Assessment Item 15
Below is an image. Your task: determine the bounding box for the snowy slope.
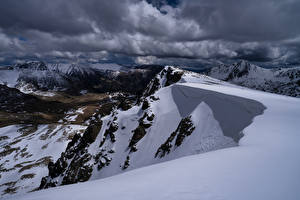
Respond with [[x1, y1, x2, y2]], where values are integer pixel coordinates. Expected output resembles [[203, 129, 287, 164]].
[[35, 67, 262, 190], [207, 60, 300, 97], [0, 124, 86, 196], [5, 66, 300, 200]]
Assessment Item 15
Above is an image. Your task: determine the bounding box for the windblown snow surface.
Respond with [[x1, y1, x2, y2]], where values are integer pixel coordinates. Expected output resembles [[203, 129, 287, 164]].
[[5, 70, 300, 200]]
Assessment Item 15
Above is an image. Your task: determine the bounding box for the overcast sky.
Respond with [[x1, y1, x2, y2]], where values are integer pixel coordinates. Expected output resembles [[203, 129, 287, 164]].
[[0, 0, 300, 68]]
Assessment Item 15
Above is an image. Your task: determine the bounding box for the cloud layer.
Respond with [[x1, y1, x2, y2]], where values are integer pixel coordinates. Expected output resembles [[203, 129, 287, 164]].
[[0, 0, 300, 67]]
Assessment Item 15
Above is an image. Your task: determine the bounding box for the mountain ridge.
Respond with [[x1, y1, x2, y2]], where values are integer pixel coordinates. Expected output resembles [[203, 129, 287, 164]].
[[1, 63, 300, 198], [38, 66, 265, 189], [207, 60, 300, 97], [3, 65, 300, 200], [0, 61, 163, 95]]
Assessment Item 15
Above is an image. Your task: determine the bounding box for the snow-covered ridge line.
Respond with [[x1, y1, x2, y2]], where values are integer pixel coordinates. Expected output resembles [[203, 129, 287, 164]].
[[36, 66, 265, 193], [5, 65, 300, 200]]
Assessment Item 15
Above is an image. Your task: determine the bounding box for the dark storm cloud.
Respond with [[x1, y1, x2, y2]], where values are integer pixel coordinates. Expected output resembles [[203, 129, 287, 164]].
[[179, 0, 300, 42], [0, 0, 93, 36], [0, 0, 299, 67]]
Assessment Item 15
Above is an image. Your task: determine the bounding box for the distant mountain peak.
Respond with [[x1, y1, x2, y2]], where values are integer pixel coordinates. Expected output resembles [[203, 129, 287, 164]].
[[208, 61, 300, 97], [13, 61, 48, 71], [65, 64, 91, 76]]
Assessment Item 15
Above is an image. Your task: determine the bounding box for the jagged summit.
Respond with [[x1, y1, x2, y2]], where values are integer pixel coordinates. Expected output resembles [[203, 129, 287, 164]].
[[143, 66, 184, 97], [65, 64, 95, 76]]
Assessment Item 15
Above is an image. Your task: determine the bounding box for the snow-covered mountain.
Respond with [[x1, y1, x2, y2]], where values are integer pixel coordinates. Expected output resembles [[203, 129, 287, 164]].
[[36, 67, 265, 189], [3, 66, 300, 200], [0, 61, 163, 95], [13, 61, 48, 71], [207, 60, 300, 97]]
